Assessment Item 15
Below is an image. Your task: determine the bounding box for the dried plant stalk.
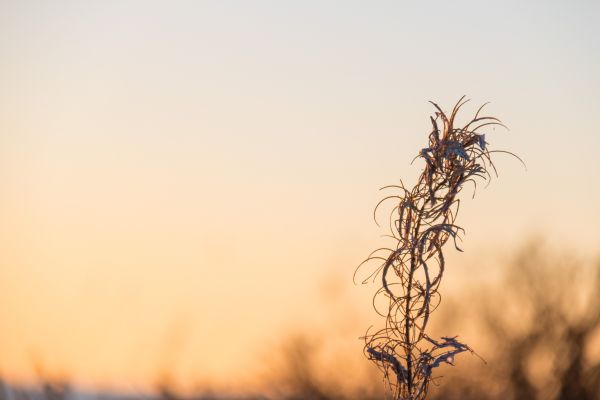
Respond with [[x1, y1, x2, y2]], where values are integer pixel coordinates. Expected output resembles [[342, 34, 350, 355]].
[[355, 97, 521, 399]]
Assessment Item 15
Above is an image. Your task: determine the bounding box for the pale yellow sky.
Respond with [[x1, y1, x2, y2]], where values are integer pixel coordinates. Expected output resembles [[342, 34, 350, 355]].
[[0, 0, 599, 391]]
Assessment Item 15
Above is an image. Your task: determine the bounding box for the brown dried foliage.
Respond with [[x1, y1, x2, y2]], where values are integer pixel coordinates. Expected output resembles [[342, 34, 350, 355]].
[[355, 97, 521, 399]]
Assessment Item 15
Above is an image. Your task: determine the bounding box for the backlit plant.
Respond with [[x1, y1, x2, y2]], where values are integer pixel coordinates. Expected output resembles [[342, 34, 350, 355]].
[[355, 97, 521, 399]]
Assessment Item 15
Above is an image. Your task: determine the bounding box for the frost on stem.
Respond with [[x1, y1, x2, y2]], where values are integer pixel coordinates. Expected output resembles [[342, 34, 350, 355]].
[[355, 97, 522, 400]]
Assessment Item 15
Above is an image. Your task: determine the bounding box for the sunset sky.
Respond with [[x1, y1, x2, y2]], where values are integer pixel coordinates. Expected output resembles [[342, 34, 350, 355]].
[[1, 0, 599, 392]]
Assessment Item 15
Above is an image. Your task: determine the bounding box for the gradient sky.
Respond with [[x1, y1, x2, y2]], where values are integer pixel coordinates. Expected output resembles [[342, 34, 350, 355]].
[[0, 0, 599, 391]]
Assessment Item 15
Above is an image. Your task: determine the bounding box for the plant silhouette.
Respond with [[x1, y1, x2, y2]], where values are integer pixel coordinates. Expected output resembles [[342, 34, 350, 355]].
[[356, 97, 521, 399]]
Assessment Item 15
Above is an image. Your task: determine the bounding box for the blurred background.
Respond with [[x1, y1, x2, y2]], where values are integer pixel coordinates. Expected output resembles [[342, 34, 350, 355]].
[[0, 1, 599, 399]]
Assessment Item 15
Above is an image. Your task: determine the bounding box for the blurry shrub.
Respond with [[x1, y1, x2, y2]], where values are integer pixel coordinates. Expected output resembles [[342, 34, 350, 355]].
[[433, 240, 600, 400]]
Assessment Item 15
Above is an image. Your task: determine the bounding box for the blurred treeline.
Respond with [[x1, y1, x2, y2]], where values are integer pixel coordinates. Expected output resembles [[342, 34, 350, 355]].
[[1, 241, 599, 400], [260, 241, 600, 399]]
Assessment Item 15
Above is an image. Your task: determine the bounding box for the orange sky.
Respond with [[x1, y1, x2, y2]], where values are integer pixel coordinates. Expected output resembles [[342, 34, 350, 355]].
[[1, 0, 599, 391]]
